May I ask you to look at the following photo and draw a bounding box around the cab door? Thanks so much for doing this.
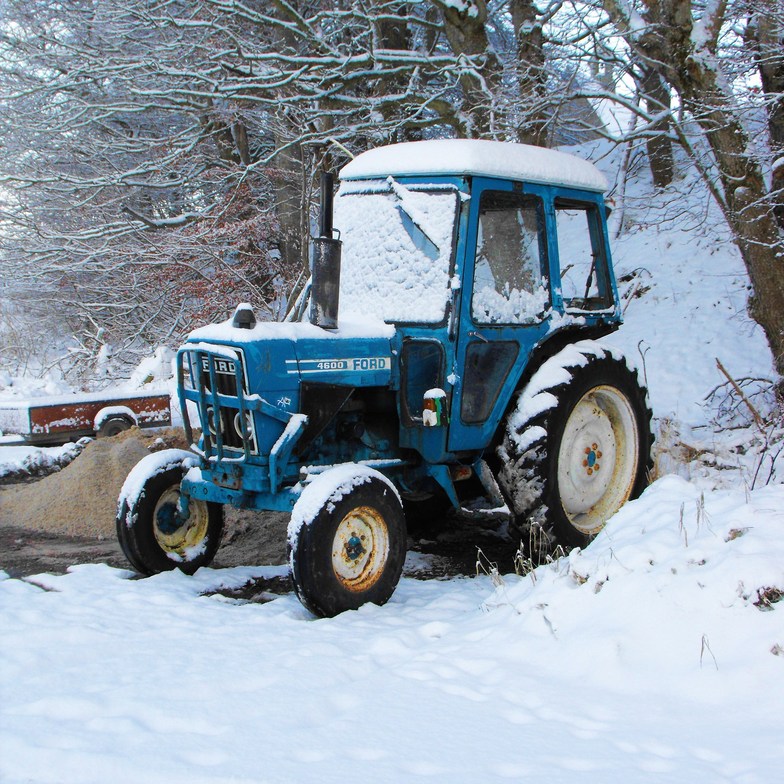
[447,177,554,453]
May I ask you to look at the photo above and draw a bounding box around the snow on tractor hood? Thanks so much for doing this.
[185,315,396,392]
[188,313,395,344]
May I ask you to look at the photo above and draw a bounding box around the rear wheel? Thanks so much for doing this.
[496,342,653,551]
[116,453,223,575]
[289,469,406,617]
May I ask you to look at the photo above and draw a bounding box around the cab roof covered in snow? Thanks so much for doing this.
[339,139,608,193]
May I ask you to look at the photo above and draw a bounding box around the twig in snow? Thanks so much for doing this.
[679,502,688,547]
[637,340,650,388]
[715,358,765,432]
[700,634,718,670]
[476,548,504,589]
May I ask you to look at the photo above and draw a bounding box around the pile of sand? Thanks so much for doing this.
[0,427,289,566]
[0,428,188,537]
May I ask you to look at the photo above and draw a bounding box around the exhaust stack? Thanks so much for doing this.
[309,172,342,329]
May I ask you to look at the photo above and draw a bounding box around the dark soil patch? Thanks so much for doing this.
[1,500,519,593]
[0,525,127,578]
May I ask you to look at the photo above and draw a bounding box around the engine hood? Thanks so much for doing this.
[185,315,396,392]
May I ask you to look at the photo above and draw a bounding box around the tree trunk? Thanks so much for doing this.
[676,56,784,376]
[270,138,309,274]
[639,67,674,189]
[373,2,422,142]
[746,2,784,229]
[603,0,784,376]
[510,0,548,146]
[431,0,501,137]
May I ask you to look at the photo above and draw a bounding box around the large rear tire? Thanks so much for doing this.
[116,453,223,575]
[288,468,406,617]
[496,342,653,551]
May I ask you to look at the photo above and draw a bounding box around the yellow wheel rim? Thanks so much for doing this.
[153,485,211,560]
[331,506,390,593]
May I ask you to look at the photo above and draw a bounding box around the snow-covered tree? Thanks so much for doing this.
[598,0,784,378]
[2,0,781,382]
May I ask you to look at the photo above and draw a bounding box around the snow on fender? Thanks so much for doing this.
[286,464,400,553]
[94,405,138,431]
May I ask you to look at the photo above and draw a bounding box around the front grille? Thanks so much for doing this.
[180,346,258,458]
[198,355,247,451]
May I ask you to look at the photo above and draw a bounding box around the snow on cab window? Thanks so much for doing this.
[335,179,457,323]
[471,191,549,325]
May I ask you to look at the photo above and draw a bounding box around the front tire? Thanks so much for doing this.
[497,342,653,551]
[116,451,223,575]
[288,468,406,617]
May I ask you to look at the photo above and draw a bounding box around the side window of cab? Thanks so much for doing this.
[471,191,549,325]
[554,198,613,312]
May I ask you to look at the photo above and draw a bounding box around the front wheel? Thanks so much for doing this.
[288,467,407,617]
[116,450,223,575]
[496,342,653,551]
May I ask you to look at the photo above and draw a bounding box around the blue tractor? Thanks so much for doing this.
[116,140,653,617]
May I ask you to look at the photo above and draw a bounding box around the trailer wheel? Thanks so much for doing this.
[496,342,652,552]
[288,469,406,617]
[116,454,223,575]
[97,416,132,438]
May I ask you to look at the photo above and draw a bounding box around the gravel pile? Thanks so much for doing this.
[0,429,184,537]
[0,428,289,566]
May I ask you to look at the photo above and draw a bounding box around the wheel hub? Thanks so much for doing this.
[583,444,602,472]
[332,506,390,593]
[557,385,640,536]
[153,486,210,558]
[344,534,366,561]
[155,501,183,535]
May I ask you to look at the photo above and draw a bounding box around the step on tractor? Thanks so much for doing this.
[117,139,653,617]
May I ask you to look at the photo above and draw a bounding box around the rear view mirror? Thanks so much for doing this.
[423,388,448,427]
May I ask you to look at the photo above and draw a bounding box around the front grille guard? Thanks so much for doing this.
[178,346,255,463]
[177,346,307,493]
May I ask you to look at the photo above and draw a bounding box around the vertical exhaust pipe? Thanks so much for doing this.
[309,172,342,329]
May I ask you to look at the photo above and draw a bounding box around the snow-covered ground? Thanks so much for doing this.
[2,478,783,783]
[1,143,783,782]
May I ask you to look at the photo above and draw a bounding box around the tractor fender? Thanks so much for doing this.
[486,324,617,458]
[513,325,617,402]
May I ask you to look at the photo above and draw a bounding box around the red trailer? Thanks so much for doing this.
[0,389,171,445]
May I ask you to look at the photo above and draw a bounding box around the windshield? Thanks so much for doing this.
[334,179,458,323]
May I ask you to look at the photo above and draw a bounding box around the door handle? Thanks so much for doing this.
[468,331,489,343]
